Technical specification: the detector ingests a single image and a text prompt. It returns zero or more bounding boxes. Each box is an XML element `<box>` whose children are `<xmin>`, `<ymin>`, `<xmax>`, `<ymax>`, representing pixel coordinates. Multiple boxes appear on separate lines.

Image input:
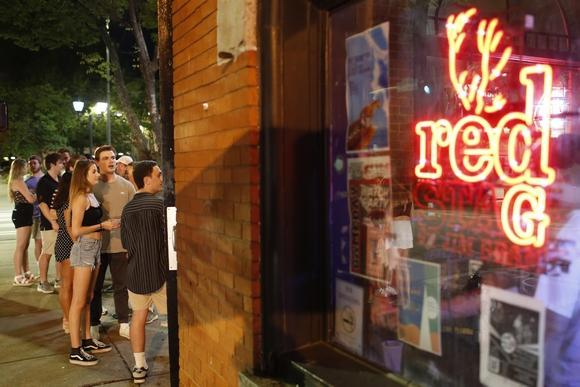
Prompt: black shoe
<box><xmin>69</xmin><ymin>347</ymin><xmax>99</xmax><ymax>366</ymax></box>
<box><xmin>132</xmin><ymin>366</ymin><xmax>148</xmax><ymax>384</ymax></box>
<box><xmin>82</xmin><ymin>338</ymin><xmax>112</xmax><ymax>354</ymax></box>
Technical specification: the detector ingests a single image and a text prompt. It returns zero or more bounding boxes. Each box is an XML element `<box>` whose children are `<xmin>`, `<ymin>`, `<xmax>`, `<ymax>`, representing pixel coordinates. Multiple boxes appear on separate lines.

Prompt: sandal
<box><xmin>13</xmin><ymin>275</ymin><xmax>33</xmax><ymax>286</ymax></box>
<box><xmin>24</xmin><ymin>272</ymin><xmax>37</xmax><ymax>282</ymax></box>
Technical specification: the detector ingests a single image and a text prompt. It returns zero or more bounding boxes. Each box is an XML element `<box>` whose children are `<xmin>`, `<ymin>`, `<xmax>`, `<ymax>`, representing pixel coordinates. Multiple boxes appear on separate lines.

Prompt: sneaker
<box><xmin>82</xmin><ymin>338</ymin><xmax>112</xmax><ymax>354</ymax></box>
<box><xmin>13</xmin><ymin>275</ymin><xmax>33</xmax><ymax>287</ymax></box>
<box><xmin>119</xmin><ymin>322</ymin><xmax>130</xmax><ymax>339</ymax></box>
<box><xmin>146</xmin><ymin>310</ymin><xmax>159</xmax><ymax>325</ymax></box>
<box><xmin>132</xmin><ymin>366</ymin><xmax>148</xmax><ymax>384</ymax></box>
<box><xmin>103</xmin><ymin>284</ymin><xmax>114</xmax><ymax>293</ymax></box>
<box><xmin>53</xmin><ymin>279</ymin><xmax>60</xmax><ymax>289</ymax></box>
<box><xmin>62</xmin><ymin>319</ymin><xmax>70</xmax><ymax>334</ymax></box>
<box><xmin>37</xmin><ymin>281</ymin><xmax>55</xmax><ymax>294</ymax></box>
<box><xmin>90</xmin><ymin>325</ymin><xmax>100</xmax><ymax>341</ymax></box>
<box><xmin>69</xmin><ymin>347</ymin><xmax>98</xmax><ymax>366</ymax></box>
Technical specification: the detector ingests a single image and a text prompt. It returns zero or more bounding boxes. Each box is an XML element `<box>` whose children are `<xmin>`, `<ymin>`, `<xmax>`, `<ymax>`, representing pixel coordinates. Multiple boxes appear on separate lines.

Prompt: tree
<box><xmin>0</xmin><ymin>0</ymin><xmax>160</xmax><ymax>160</ymax></box>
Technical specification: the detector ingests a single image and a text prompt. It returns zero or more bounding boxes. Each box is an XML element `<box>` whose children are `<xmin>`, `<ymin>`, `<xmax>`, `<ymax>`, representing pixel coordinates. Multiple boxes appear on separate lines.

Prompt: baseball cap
<box><xmin>117</xmin><ymin>155</ymin><xmax>134</xmax><ymax>165</ymax></box>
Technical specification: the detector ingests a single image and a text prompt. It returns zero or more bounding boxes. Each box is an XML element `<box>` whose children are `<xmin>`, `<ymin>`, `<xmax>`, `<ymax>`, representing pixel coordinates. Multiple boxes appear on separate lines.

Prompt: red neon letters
<box><xmin>415</xmin><ymin>9</ymin><xmax>555</xmax><ymax>247</ymax></box>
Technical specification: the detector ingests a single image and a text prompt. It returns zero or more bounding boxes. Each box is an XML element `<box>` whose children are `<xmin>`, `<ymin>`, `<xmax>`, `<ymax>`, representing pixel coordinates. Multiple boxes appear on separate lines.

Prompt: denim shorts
<box><xmin>70</xmin><ymin>237</ymin><xmax>102</xmax><ymax>268</ymax></box>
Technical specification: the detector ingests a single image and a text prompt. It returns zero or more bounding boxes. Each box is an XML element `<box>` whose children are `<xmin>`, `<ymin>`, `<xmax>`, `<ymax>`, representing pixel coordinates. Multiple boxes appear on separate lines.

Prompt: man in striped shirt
<box><xmin>120</xmin><ymin>161</ymin><xmax>168</xmax><ymax>384</ymax></box>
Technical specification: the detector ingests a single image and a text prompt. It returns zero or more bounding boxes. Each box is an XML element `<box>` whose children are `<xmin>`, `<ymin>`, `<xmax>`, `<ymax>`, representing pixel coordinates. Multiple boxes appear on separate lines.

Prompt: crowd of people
<box><xmin>6</xmin><ymin>145</ymin><xmax>168</xmax><ymax>384</ymax></box>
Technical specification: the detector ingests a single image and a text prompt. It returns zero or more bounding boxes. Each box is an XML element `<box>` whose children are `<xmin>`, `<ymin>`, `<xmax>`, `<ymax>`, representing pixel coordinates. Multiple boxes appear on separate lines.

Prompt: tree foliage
<box><xmin>0</xmin><ymin>0</ymin><xmax>160</xmax><ymax>160</ymax></box>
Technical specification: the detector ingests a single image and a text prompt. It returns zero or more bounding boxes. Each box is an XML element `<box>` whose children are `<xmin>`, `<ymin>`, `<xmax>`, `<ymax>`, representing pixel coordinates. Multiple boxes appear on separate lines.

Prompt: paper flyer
<box><xmin>335</xmin><ymin>279</ymin><xmax>364</xmax><ymax>355</ymax></box>
<box><xmin>480</xmin><ymin>285</ymin><xmax>545</xmax><ymax>387</ymax></box>
<box><xmin>397</xmin><ymin>258</ymin><xmax>441</xmax><ymax>356</ymax></box>
<box><xmin>347</xmin><ymin>156</ymin><xmax>392</xmax><ymax>276</ymax></box>
<box><xmin>345</xmin><ymin>22</ymin><xmax>389</xmax><ymax>153</ymax></box>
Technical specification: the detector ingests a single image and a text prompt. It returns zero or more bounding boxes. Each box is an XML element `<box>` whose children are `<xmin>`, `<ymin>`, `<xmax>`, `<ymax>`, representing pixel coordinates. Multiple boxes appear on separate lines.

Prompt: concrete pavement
<box><xmin>0</xmin><ymin>182</ymin><xmax>170</xmax><ymax>386</ymax></box>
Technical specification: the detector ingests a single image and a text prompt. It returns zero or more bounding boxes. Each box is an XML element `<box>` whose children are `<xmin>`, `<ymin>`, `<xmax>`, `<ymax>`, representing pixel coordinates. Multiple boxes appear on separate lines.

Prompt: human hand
<box><xmin>101</xmin><ymin>220</ymin><xmax>120</xmax><ymax>231</ymax></box>
<box><xmin>51</xmin><ymin>220</ymin><xmax>59</xmax><ymax>232</ymax></box>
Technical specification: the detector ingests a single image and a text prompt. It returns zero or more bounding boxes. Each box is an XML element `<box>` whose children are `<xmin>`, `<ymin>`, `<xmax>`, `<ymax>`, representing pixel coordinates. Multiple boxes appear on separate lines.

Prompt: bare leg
<box><xmin>70</xmin><ymin>267</ymin><xmax>93</xmax><ymax>348</ymax></box>
<box><xmin>86</xmin><ymin>264</ymin><xmax>100</xmax><ymax>339</ymax></box>
<box><xmin>39</xmin><ymin>253</ymin><xmax>52</xmax><ymax>283</ymax></box>
<box><xmin>58</xmin><ymin>260</ymin><xmax>74</xmax><ymax>323</ymax></box>
<box><xmin>13</xmin><ymin>227</ymin><xmax>31</xmax><ymax>277</ymax></box>
<box><xmin>131</xmin><ymin>309</ymin><xmax>148</xmax><ymax>353</ymax></box>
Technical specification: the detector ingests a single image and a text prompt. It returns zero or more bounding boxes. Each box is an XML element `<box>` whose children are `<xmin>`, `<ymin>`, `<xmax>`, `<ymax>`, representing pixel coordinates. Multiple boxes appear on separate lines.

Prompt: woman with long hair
<box><xmin>55</xmin><ymin>154</ymin><xmax>86</xmax><ymax>333</ymax></box>
<box><xmin>68</xmin><ymin>160</ymin><xmax>118</xmax><ymax>366</ymax></box>
<box><xmin>53</xmin><ymin>171</ymin><xmax>73</xmax><ymax>333</ymax></box>
<box><xmin>8</xmin><ymin>159</ymin><xmax>36</xmax><ymax>286</ymax></box>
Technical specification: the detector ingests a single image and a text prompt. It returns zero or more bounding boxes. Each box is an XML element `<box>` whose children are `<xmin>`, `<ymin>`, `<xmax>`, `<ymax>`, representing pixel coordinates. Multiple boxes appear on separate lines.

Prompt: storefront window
<box><xmin>328</xmin><ymin>1</ymin><xmax>580</xmax><ymax>385</ymax></box>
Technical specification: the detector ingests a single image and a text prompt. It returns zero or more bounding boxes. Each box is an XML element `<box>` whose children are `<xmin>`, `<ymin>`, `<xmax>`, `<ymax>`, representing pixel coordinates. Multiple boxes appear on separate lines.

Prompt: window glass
<box><xmin>328</xmin><ymin>1</ymin><xmax>580</xmax><ymax>385</ymax></box>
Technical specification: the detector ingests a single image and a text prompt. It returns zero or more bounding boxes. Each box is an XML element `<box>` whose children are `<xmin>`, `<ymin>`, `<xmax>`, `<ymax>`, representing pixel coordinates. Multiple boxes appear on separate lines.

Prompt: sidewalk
<box><xmin>0</xmin><ymin>184</ymin><xmax>170</xmax><ymax>386</ymax></box>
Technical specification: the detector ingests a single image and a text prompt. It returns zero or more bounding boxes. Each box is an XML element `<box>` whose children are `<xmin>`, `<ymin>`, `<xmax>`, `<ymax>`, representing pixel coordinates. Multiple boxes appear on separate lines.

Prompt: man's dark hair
<box><xmin>57</xmin><ymin>148</ymin><xmax>70</xmax><ymax>155</ymax></box>
<box><xmin>28</xmin><ymin>155</ymin><xmax>42</xmax><ymax>163</ymax></box>
<box><xmin>94</xmin><ymin>145</ymin><xmax>116</xmax><ymax>161</ymax></box>
<box><xmin>44</xmin><ymin>153</ymin><xmax>62</xmax><ymax>170</ymax></box>
<box><xmin>133</xmin><ymin>160</ymin><xmax>158</xmax><ymax>189</ymax></box>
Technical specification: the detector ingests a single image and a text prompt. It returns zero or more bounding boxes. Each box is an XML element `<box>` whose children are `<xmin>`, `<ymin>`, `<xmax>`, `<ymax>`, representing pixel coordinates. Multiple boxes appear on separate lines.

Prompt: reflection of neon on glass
<box><xmin>415</xmin><ymin>9</ymin><xmax>556</xmax><ymax>247</ymax></box>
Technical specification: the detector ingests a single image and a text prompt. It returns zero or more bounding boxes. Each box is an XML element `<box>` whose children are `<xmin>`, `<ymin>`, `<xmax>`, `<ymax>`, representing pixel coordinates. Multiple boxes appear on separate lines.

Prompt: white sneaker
<box><xmin>119</xmin><ymin>323</ymin><xmax>130</xmax><ymax>339</ymax></box>
<box><xmin>90</xmin><ymin>325</ymin><xmax>100</xmax><ymax>340</ymax></box>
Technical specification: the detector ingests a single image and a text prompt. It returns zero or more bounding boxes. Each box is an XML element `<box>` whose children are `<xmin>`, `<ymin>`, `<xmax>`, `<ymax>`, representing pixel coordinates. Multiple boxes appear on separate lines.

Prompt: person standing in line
<box><xmin>115</xmin><ymin>155</ymin><xmax>133</xmax><ymax>179</ymax></box>
<box><xmin>90</xmin><ymin>145</ymin><xmax>135</xmax><ymax>340</ymax></box>
<box><xmin>36</xmin><ymin>153</ymin><xmax>64</xmax><ymax>293</ymax></box>
<box><xmin>53</xmin><ymin>148</ymin><xmax>72</xmax><ymax>289</ymax></box>
<box><xmin>121</xmin><ymin>161</ymin><xmax>168</xmax><ymax>384</ymax></box>
<box><xmin>8</xmin><ymin>159</ymin><xmax>36</xmax><ymax>286</ymax></box>
<box><xmin>58</xmin><ymin>148</ymin><xmax>71</xmax><ymax>171</ymax></box>
<box><xmin>25</xmin><ymin>155</ymin><xmax>44</xmax><ymax>280</ymax></box>
<box><xmin>68</xmin><ymin>160</ymin><xmax>116</xmax><ymax>366</ymax></box>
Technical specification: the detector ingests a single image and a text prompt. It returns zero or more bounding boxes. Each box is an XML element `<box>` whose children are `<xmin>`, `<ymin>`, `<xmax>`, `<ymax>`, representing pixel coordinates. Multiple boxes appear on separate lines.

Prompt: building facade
<box><xmin>170</xmin><ymin>0</ymin><xmax>580</xmax><ymax>385</ymax></box>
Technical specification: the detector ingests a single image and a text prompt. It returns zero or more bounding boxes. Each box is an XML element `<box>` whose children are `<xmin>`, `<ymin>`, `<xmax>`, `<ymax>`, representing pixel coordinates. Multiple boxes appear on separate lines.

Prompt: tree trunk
<box><xmin>128</xmin><ymin>0</ymin><xmax>162</xmax><ymax>157</ymax></box>
<box><xmin>101</xmin><ymin>26</ymin><xmax>154</xmax><ymax>160</ymax></box>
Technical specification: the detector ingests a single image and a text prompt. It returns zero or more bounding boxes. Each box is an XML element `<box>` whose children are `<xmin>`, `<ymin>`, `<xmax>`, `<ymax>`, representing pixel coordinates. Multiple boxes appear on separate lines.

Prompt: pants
<box><xmin>90</xmin><ymin>252</ymin><xmax>129</xmax><ymax>325</ymax></box>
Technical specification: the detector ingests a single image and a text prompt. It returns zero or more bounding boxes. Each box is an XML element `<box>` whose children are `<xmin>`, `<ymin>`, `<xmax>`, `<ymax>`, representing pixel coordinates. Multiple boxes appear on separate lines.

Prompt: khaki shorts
<box><xmin>31</xmin><ymin>218</ymin><xmax>41</xmax><ymax>240</ymax></box>
<box><xmin>40</xmin><ymin>230</ymin><xmax>57</xmax><ymax>256</ymax></box>
<box><xmin>128</xmin><ymin>283</ymin><xmax>167</xmax><ymax>314</ymax></box>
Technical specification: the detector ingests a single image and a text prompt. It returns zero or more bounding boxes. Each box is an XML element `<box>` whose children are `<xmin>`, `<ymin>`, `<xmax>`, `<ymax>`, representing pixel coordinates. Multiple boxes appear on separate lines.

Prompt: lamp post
<box><xmin>72</xmin><ymin>100</ymin><xmax>94</xmax><ymax>155</ymax></box>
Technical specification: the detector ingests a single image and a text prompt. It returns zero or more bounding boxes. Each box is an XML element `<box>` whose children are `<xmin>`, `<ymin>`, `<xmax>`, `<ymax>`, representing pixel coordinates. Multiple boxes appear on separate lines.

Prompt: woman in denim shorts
<box><xmin>68</xmin><ymin>160</ymin><xmax>119</xmax><ymax>366</ymax></box>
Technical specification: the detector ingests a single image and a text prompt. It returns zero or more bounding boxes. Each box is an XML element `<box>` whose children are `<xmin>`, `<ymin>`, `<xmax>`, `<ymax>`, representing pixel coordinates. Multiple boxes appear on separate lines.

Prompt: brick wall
<box><xmin>172</xmin><ymin>0</ymin><xmax>261</xmax><ymax>385</ymax></box>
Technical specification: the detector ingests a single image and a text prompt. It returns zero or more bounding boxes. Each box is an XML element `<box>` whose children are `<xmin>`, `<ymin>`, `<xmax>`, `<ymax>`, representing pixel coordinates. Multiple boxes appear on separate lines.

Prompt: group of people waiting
<box><xmin>7</xmin><ymin>145</ymin><xmax>168</xmax><ymax>384</ymax></box>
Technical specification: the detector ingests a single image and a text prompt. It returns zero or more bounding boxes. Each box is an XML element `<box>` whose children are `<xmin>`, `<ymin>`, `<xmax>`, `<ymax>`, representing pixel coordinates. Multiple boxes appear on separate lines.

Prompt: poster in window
<box><xmin>397</xmin><ymin>258</ymin><xmax>441</xmax><ymax>356</ymax></box>
<box><xmin>335</xmin><ymin>279</ymin><xmax>364</xmax><ymax>355</ymax></box>
<box><xmin>345</xmin><ymin>22</ymin><xmax>389</xmax><ymax>153</ymax></box>
<box><xmin>480</xmin><ymin>285</ymin><xmax>545</xmax><ymax>387</ymax></box>
<box><xmin>347</xmin><ymin>156</ymin><xmax>392</xmax><ymax>276</ymax></box>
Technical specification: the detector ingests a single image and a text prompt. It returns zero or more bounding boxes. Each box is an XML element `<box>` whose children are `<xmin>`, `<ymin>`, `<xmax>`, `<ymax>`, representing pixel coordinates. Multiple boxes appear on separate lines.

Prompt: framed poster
<box><xmin>480</xmin><ymin>285</ymin><xmax>545</xmax><ymax>387</ymax></box>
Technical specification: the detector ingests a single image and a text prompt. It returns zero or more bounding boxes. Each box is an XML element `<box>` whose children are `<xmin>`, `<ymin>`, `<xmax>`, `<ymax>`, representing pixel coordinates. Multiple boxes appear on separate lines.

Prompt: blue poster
<box><xmin>345</xmin><ymin>22</ymin><xmax>390</xmax><ymax>153</ymax></box>
<box><xmin>397</xmin><ymin>258</ymin><xmax>442</xmax><ymax>356</ymax></box>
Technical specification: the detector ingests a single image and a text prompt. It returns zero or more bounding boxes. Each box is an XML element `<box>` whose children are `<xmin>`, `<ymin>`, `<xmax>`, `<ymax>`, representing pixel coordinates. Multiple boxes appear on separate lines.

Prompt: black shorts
<box><xmin>12</xmin><ymin>203</ymin><xmax>33</xmax><ymax>228</ymax></box>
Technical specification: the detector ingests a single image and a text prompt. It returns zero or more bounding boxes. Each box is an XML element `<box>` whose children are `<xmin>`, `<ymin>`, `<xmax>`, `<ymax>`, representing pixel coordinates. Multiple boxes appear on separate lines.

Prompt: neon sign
<box><xmin>415</xmin><ymin>9</ymin><xmax>555</xmax><ymax>247</ymax></box>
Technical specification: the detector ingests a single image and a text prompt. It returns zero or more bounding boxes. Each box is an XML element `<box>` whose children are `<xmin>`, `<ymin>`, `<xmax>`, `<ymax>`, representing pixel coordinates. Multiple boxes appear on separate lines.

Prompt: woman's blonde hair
<box><xmin>7</xmin><ymin>159</ymin><xmax>27</xmax><ymax>202</ymax></box>
<box><xmin>69</xmin><ymin>159</ymin><xmax>97</xmax><ymax>207</ymax></box>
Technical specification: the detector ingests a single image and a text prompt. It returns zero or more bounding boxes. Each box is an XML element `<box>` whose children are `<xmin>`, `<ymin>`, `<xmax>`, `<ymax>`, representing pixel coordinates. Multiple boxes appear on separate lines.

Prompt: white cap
<box><xmin>117</xmin><ymin>155</ymin><xmax>134</xmax><ymax>165</ymax></box>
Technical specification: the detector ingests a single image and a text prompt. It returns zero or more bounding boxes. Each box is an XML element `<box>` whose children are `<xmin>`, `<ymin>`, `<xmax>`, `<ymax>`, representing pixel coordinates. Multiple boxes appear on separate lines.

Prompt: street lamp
<box><xmin>72</xmin><ymin>100</ymin><xmax>94</xmax><ymax>155</ymax></box>
<box><xmin>73</xmin><ymin>101</ymin><xmax>84</xmax><ymax>113</ymax></box>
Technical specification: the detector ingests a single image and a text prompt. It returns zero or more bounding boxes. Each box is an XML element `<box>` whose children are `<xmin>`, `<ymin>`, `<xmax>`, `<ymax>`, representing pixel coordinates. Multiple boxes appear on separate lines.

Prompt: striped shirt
<box><xmin>121</xmin><ymin>192</ymin><xmax>168</xmax><ymax>294</ymax></box>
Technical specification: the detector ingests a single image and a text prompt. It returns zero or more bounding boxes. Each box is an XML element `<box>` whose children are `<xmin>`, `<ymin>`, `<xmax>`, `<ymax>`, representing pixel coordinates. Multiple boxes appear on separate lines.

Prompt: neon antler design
<box><xmin>447</xmin><ymin>8</ymin><xmax>512</xmax><ymax>114</ymax></box>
